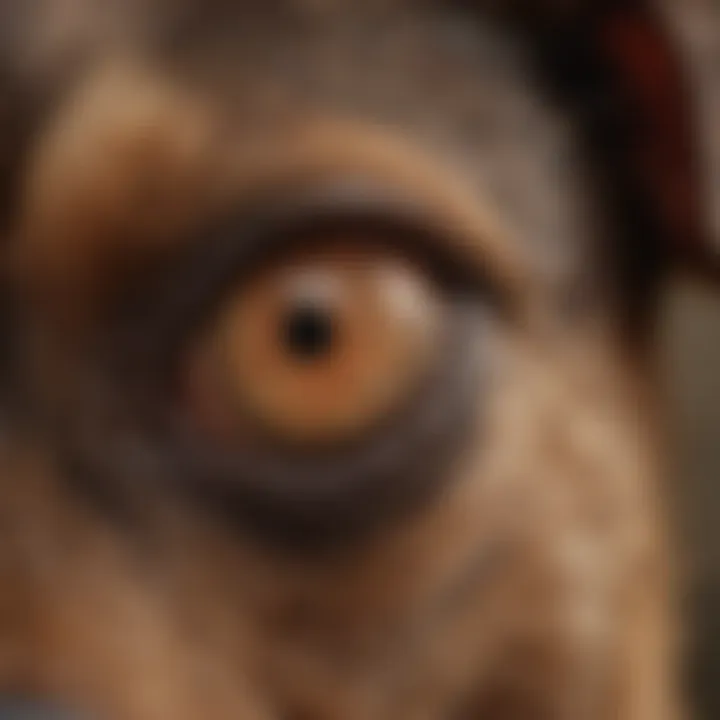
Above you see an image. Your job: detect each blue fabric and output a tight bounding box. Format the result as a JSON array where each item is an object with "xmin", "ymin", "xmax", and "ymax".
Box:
[{"xmin": 0, "ymin": 702, "xmax": 82, "ymax": 719}]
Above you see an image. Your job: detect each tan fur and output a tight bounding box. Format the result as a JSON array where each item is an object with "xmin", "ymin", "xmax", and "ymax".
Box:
[
  {"xmin": 0, "ymin": 2, "xmax": 697, "ymax": 719},
  {"xmin": 0, "ymin": 331, "xmax": 679, "ymax": 720},
  {"xmin": 14, "ymin": 61, "xmax": 531, "ymax": 330}
]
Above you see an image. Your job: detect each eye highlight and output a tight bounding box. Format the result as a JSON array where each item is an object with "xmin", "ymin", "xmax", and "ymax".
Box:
[{"xmin": 184, "ymin": 241, "xmax": 444, "ymax": 447}]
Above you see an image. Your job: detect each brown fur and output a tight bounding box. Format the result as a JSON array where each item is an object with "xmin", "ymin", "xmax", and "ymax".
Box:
[{"xmin": 0, "ymin": 1, "xmax": 708, "ymax": 719}]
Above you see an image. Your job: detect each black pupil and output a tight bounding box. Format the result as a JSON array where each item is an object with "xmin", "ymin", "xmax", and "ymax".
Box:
[{"xmin": 282, "ymin": 301, "xmax": 336, "ymax": 361}]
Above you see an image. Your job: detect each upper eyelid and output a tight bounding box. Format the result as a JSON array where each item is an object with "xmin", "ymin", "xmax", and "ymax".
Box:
[
  {"xmin": 157, "ymin": 171, "xmax": 524, "ymax": 295},
  {"xmin": 125, "ymin": 176, "xmax": 521, "ymax": 338},
  {"xmin": 102, "ymin": 177, "xmax": 518, "ymax": 388},
  {"xmin": 218, "ymin": 134, "xmax": 533, "ymax": 315}
]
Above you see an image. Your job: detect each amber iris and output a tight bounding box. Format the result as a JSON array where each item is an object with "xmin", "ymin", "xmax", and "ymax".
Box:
[{"xmin": 183, "ymin": 240, "xmax": 444, "ymax": 446}]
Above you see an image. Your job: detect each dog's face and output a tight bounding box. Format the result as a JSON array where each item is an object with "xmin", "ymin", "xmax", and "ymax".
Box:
[{"xmin": 0, "ymin": 2, "xmax": 710, "ymax": 719}]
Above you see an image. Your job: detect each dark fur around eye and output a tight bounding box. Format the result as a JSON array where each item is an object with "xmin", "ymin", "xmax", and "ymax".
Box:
[
  {"xmin": 40, "ymin": 189, "xmax": 496, "ymax": 553},
  {"xmin": 51, "ymin": 301, "xmax": 486, "ymax": 553}
]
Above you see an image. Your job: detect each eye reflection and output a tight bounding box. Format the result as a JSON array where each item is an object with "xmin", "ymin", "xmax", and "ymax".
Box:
[{"xmin": 182, "ymin": 241, "xmax": 446, "ymax": 447}]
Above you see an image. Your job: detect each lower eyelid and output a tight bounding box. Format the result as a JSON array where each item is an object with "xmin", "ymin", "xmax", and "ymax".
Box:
[{"xmin": 162, "ymin": 302, "xmax": 483, "ymax": 545}]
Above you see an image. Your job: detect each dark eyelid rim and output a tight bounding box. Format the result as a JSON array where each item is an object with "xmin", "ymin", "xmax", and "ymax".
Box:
[
  {"xmin": 73, "ymin": 180, "xmax": 500, "ymax": 550},
  {"xmin": 109, "ymin": 177, "xmax": 521, "ymax": 381}
]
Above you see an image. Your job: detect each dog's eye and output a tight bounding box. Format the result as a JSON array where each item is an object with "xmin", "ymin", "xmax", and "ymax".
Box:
[
  {"xmin": 90, "ymin": 191, "xmax": 496, "ymax": 542},
  {"xmin": 182, "ymin": 241, "xmax": 444, "ymax": 446}
]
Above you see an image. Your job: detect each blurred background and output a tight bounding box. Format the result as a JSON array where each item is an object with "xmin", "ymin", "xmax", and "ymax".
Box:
[{"xmin": 663, "ymin": 279, "xmax": 720, "ymax": 720}]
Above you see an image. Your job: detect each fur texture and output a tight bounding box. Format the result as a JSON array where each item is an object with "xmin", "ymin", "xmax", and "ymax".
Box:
[{"xmin": 0, "ymin": 1, "xmax": 711, "ymax": 718}]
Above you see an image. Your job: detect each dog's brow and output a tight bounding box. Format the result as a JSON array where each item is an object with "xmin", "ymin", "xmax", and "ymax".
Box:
[{"xmin": 13, "ymin": 65, "xmax": 532, "ymax": 327}]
